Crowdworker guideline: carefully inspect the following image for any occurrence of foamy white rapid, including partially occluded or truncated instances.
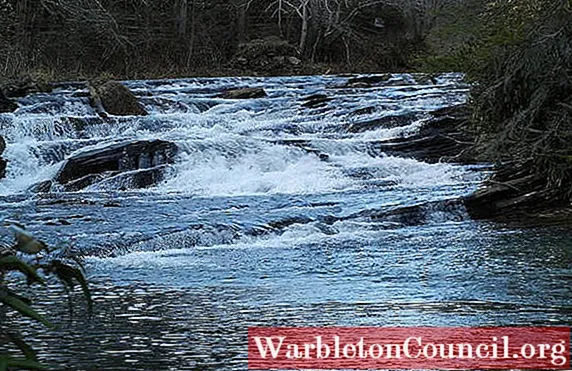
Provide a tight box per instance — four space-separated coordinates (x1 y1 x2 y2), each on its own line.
0 73 473 197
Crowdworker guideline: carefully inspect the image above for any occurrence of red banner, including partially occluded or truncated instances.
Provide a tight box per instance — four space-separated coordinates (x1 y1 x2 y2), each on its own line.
248 327 570 369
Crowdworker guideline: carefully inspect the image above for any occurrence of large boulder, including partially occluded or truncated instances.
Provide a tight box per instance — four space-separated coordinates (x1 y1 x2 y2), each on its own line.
55 140 178 190
217 87 267 99
89 81 148 116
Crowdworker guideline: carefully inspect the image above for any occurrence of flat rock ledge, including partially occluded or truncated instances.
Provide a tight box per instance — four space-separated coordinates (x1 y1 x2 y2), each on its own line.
44 139 179 192
463 161 572 225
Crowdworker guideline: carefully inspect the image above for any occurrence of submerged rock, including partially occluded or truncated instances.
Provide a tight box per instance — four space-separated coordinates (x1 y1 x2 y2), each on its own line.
89 81 148 116
300 94 332 109
55 140 178 190
217 87 267 99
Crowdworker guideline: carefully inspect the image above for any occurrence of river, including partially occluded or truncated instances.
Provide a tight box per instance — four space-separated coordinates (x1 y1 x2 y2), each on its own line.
0 74 570 370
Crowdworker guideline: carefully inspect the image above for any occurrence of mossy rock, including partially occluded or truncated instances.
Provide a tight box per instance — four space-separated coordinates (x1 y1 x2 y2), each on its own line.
90 81 148 117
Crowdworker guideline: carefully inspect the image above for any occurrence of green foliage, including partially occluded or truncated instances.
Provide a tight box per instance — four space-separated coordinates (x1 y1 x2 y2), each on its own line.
0 226 91 370
0 357 46 371
415 0 487 73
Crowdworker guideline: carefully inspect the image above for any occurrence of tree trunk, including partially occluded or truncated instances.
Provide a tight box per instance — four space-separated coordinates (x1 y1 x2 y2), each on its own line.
176 0 188 37
299 0 309 54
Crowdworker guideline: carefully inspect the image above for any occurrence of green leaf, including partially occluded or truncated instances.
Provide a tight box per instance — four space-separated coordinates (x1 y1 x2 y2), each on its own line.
8 225 49 255
0 289 53 328
6 333 37 361
0 256 44 285
0 356 46 370
50 261 92 315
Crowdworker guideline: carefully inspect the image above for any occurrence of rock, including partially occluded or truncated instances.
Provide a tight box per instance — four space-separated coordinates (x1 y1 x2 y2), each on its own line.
349 106 377 117
56 140 178 189
0 135 7 180
231 37 301 74
350 199 467 227
348 74 391 85
90 81 148 116
300 94 332 109
430 104 471 119
28 180 54 193
63 174 107 192
345 74 391 88
368 134 467 163
98 166 170 191
45 219 72 226
0 157 6 179
366 104 474 163
412 74 439 85
217 87 267 99
274 104 473 164
87 84 108 118
36 197 97 206
344 112 419 133
270 139 329 161
288 56 301 65
463 161 567 221
0 91 17 113
62 116 106 132
345 82 371 89
342 74 422 88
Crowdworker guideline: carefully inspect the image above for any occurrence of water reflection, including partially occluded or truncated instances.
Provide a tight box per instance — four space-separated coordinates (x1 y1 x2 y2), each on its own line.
7 223 569 371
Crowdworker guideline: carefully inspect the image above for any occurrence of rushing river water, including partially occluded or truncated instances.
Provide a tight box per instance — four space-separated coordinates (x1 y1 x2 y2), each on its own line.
0 74 570 370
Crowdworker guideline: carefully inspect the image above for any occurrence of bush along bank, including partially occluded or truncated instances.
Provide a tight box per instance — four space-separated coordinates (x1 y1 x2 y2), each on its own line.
461 1 572 224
